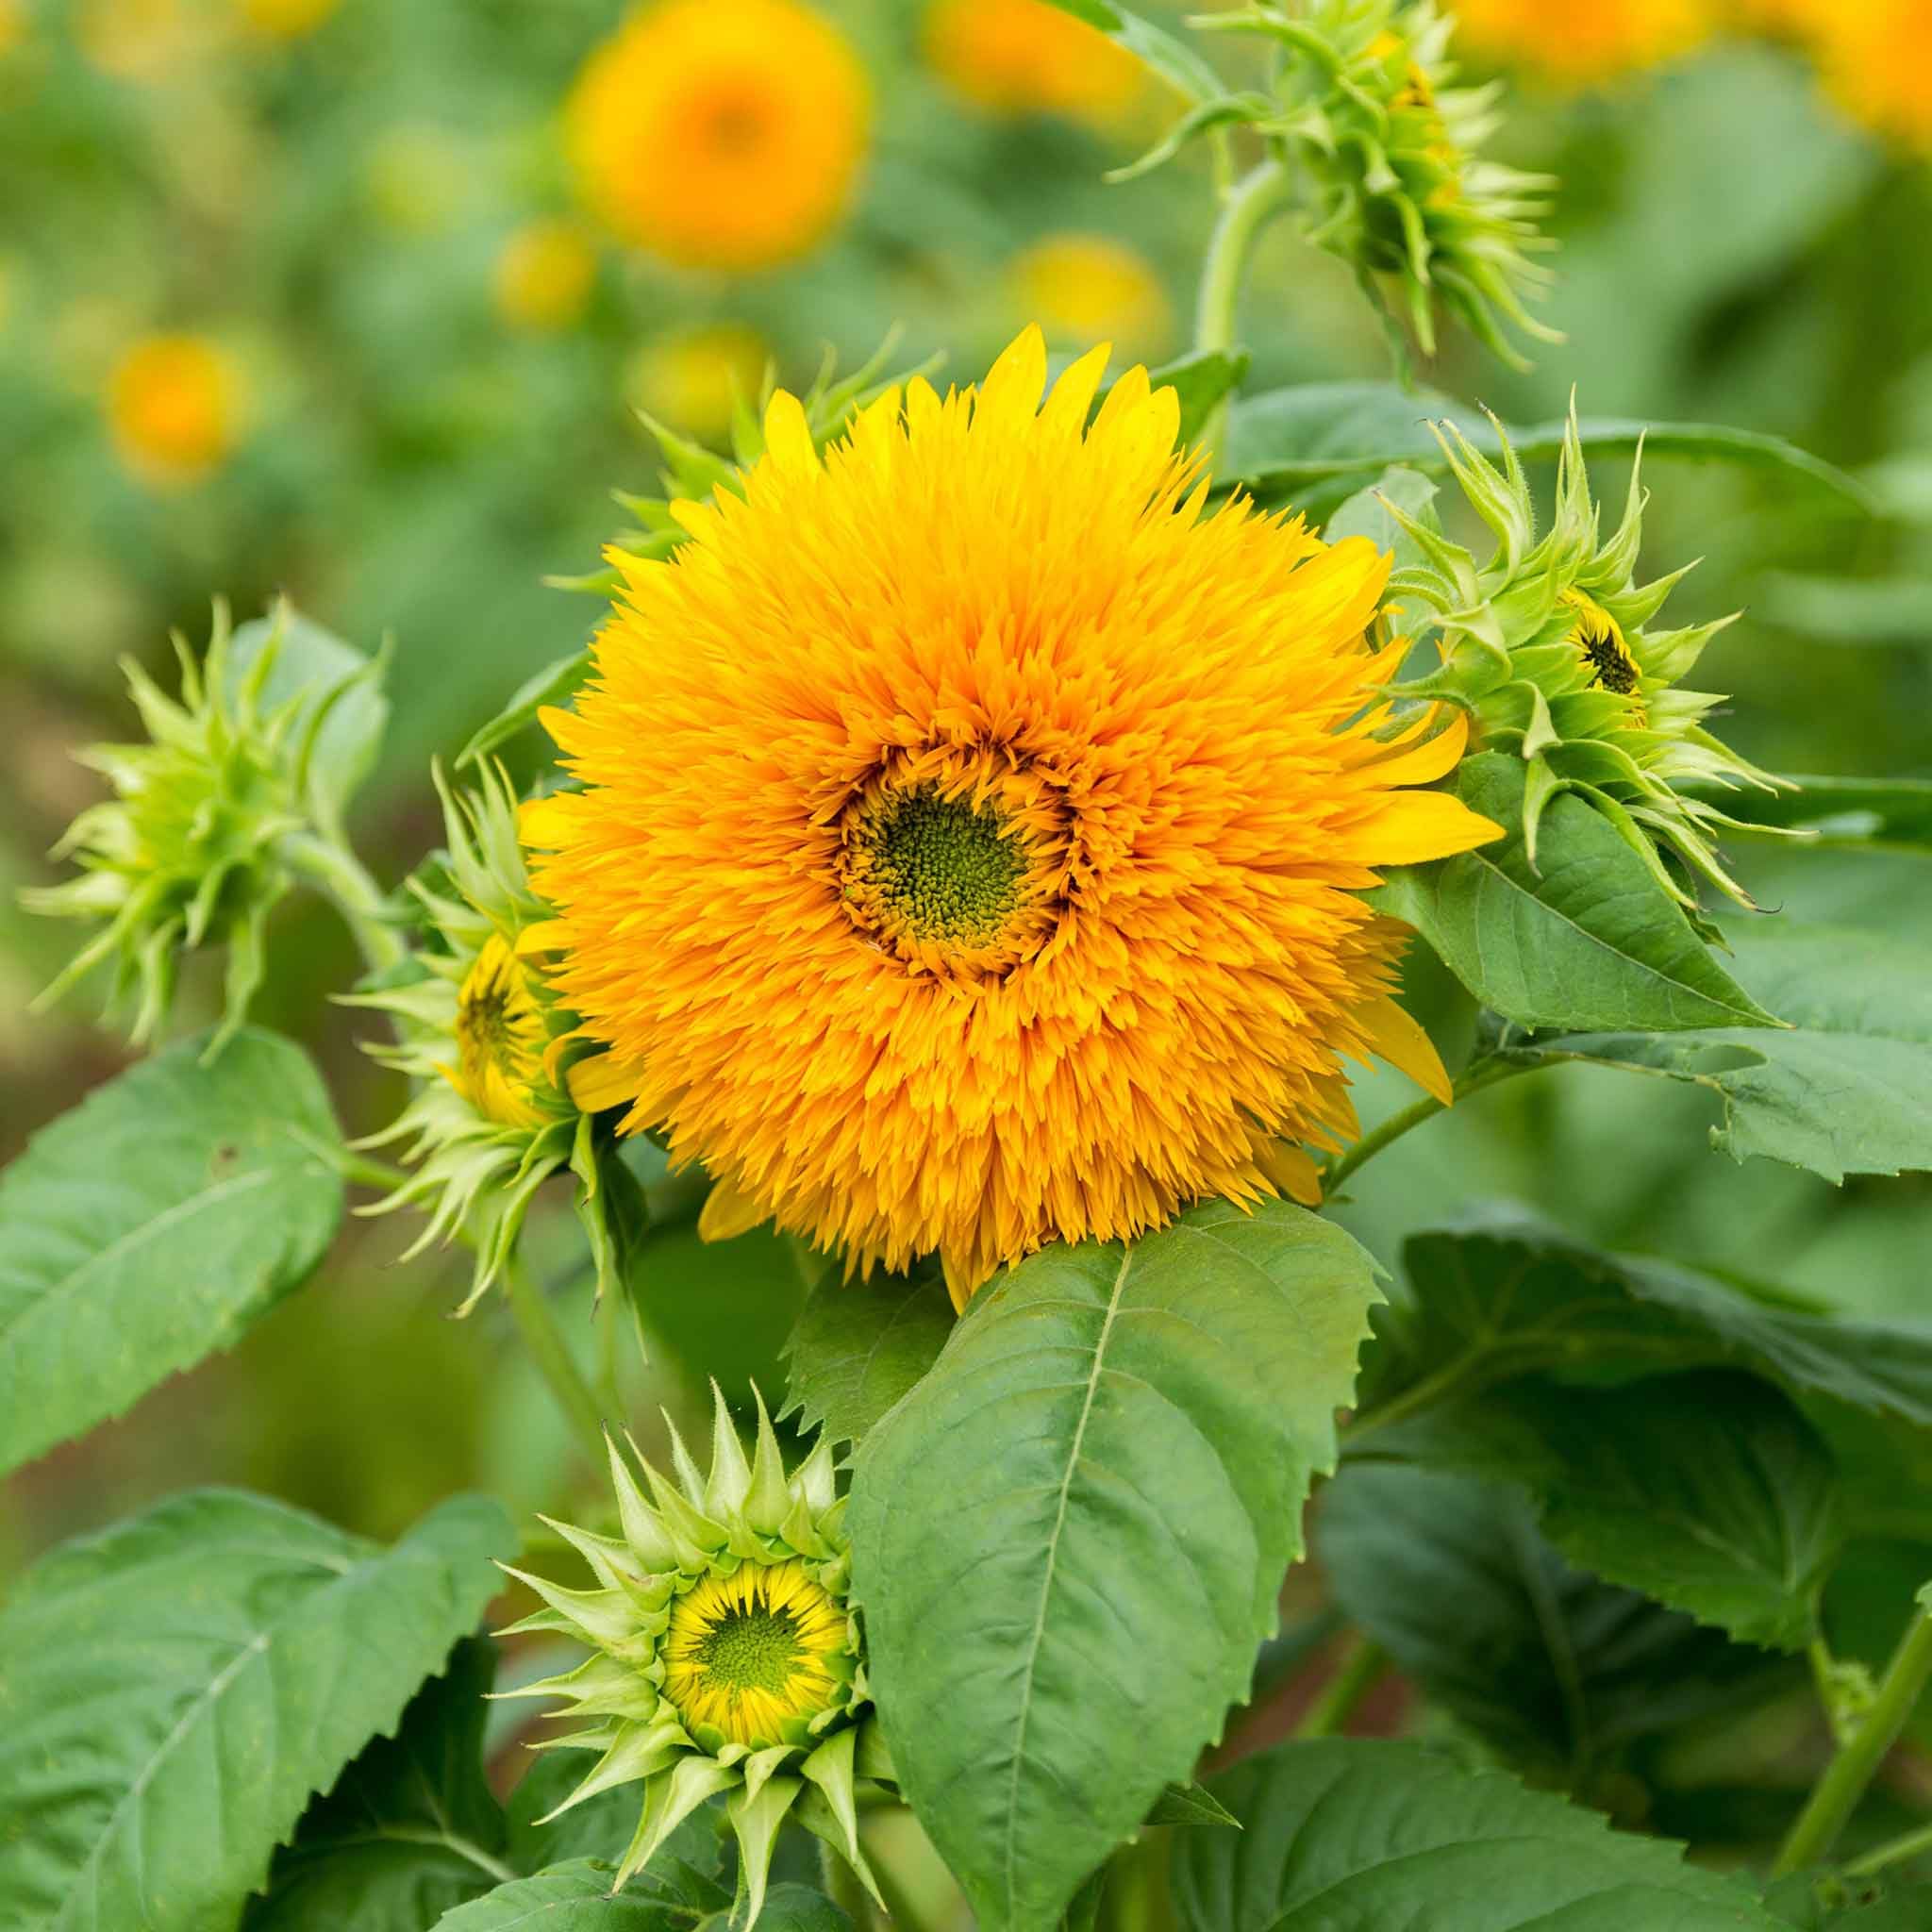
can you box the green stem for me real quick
[1774,1601,1932,1878]
[283,829,406,976]
[820,1840,879,1930]
[1192,158,1292,459]
[1322,1054,1532,1196]
[1844,1816,1932,1880]
[503,1254,609,1470]
[1292,1637,1389,1742]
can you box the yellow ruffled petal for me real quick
[697,1177,767,1243]
[515,918,572,957]
[520,794,578,850]
[1257,1139,1324,1208]
[1357,994,1453,1108]
[1343,790,1503,864]
[761,389,818,477]
[1354,708,1470,789]
[568,1050,643,1115]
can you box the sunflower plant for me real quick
[8,5,1932,1932]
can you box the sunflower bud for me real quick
[1385,408,1788,912]
[23,602,375,1055]
[347,762,641,1310]
[1256,0,1558,369]
[496,1388,891,1926]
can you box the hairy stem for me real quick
[1774,1600,1932,1878]
[503,1254,609,1469]
[1192,158,1292,459]
[283,828,406,976]
[1322,1054,1534,1196]
[1292,1636,1389,1742]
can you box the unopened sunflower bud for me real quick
[495,1387,891,1926]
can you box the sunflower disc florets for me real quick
[23,601,376,1056]
[1259,0,1559,369]
[348,761,639,1310]
[1385,408,1789,913]
[497,1390,891,1925]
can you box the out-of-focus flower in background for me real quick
[1006,232,1173,359]
[106,334,244,486]
[364,124,472,235]
[0,0,28,59]
[922,0,1145,129]
[493,220,599,334]
[234,0,340,41]
[566,0,871,274]
[1454,0,1711,84]
[626,321,772,446]
[78,0,196,78]
[1803,0,1932,149]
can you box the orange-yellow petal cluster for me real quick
[1455,0,1710,84]
[1803,0,1932,148]
[923,0,1144,125]
[107,334,242,484]
[566,0,869,273]
[525,328,1498,1304]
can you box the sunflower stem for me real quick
[820,1840,881,1929]
[1192,158,1292,462]
[1774,1594,1932,1878]
[1844,1816,1932,1880]
[1320,1053,1534,1196]
[503,1253,609,1469]
[283,827,407,976]
[1291,1635,1389,1741]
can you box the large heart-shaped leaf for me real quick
[1316,1465,1792,1779]
[1522,924,1932,1182]
[0,1027,344,1478]
[1375,757,1778,1034]
[428,1860,767,1931]
[783,1263,954,1447]
[1172,1740,1791,1930]
[244,1640,511,1931]
[0,1489,510,1932]
[846,1199,1381,1932]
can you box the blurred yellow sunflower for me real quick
[1008,233,1172,358]
[524,328,1498,1305]
[924,0,1143,126]
[235,0,339,38]
[1806,0,1932,147]
[493,220,597,331]
[626,321,772,446]
[1455,0,1709,83]
[566,0,870,273]
[107,334,242,485]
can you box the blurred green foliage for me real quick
[2,0,1927,1649]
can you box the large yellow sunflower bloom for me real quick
[565,0,869,274]
[525,328,1499,1306]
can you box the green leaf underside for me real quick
[1037,0,1226,106]
[0,1489,511,1932]
[782,1262,954,1447]
[429,1871,824,1931]
[1679,774,1932,851]
[846,1199,1381,1932]
[1357,1370,1843,1650]
[1221,382,1868,508]
[1316,1467,1794,1780]
[457,649,591,770]
[0,1027,344,1479]
[1376,757,1778,1034]
[244,1639,509,1932]
[1526,923,1932,1182]
[1322,466,1441,574]
[1173,1740,1790,1931]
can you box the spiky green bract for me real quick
[1386,409,1790,915]
[552,333,941,597]
[1220,0,1557,371]
[346,761,639,1311]
[495,1389,892,1928]
[22,602,378,1058]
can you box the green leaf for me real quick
[1323,466,1441,574]
[783,1263,954,1447]
[428,1861,690,1930]
[1369,1208,1932,1436]
[1757,573,1932,645]
[0,1489,511,1932]
[0,1026,344,1479]
[1524,922,1932,1182]
[1221,382,1869,511]
[228,608,389,837]
[456,649,591,770]
[1315,1466,1792,1779]
[1375,756,1780,1033]
[1037,0,1226,104]
[846,1199,1381,1932]
[501,1762,726,1900]
[1144,348,1251,448]
[1172,1740,1792,1930]
[244,1640,510,1930]
[1145,1783,1241,1829]
[1357,1371,1844,1650]
[744,1889,857,1932]
[1681,775,1932,854]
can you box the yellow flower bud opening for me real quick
[445,933,549,1129]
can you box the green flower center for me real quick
[856,787,1028,948]
[691,1602,805,1696]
